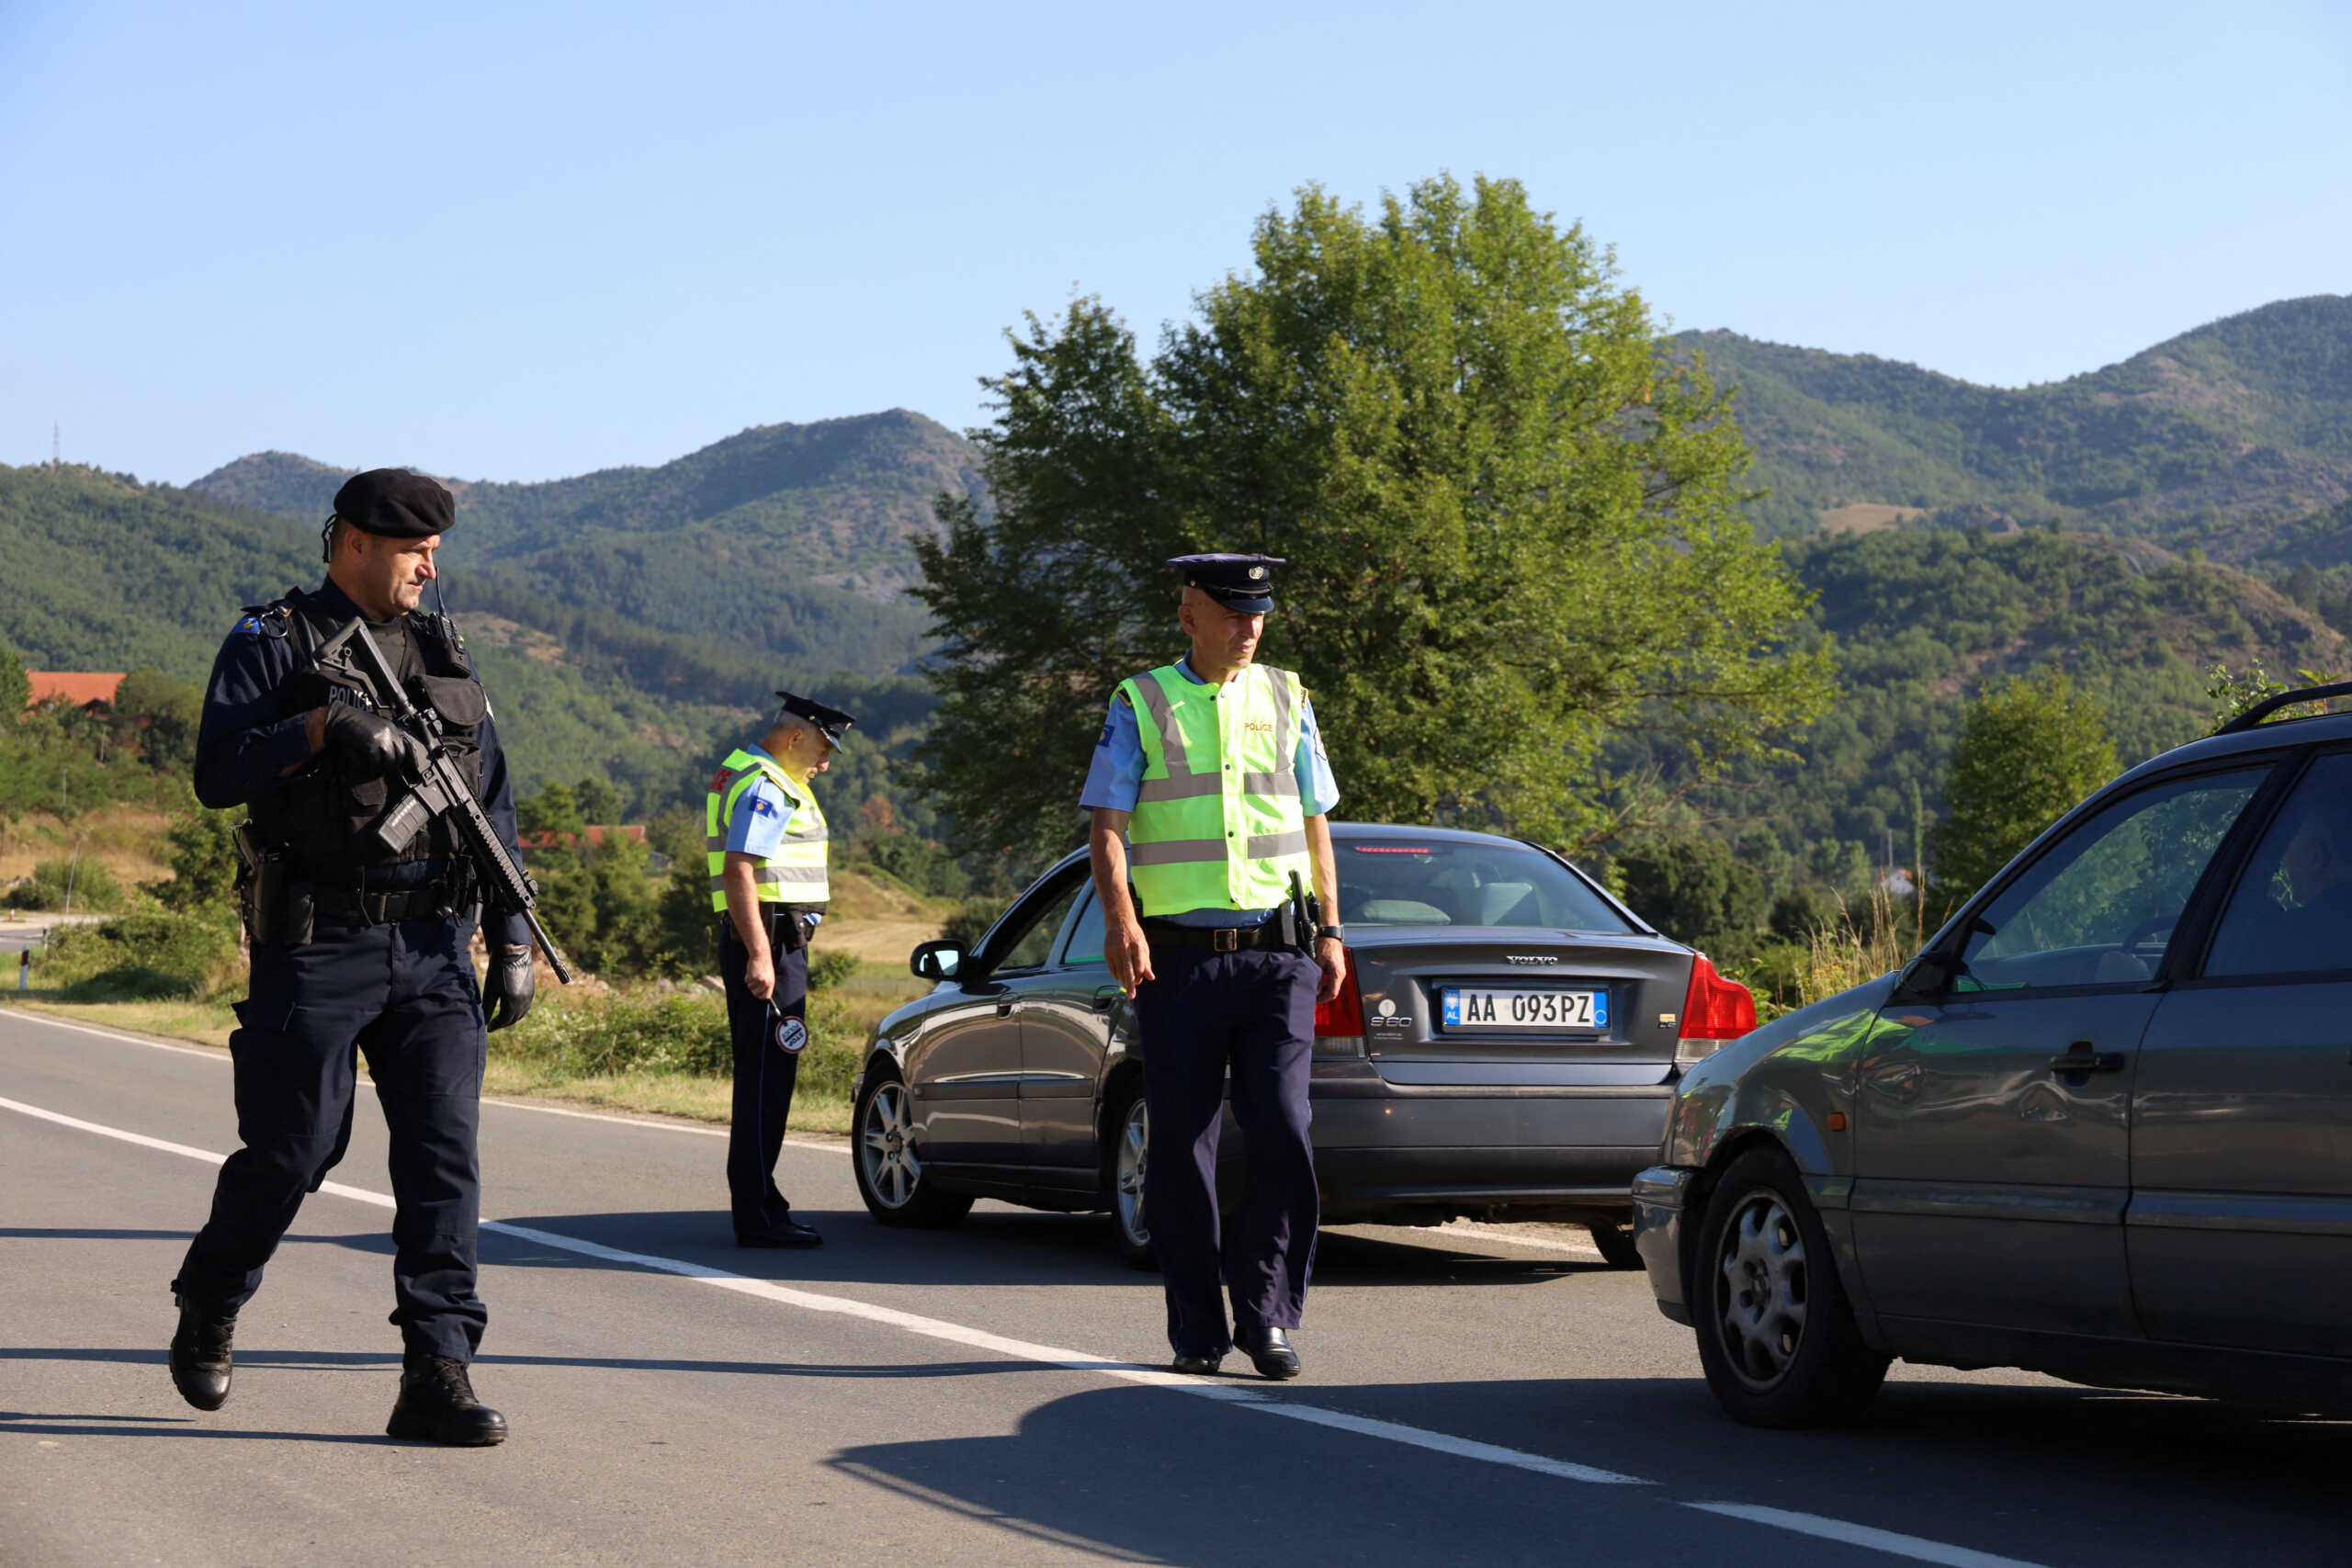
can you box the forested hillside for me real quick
[0,465,786,813]
[1652,526,2347,890]
[1692,294,2352,551]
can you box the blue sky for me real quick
[4,0,2346,485]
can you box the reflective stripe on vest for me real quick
[706,747,829,910]
[1118,662,1309,917]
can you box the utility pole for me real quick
[52,421,60,466]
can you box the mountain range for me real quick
[8,295,2352,841]
[1688,293,2352,559]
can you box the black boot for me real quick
[386,1352,508,1447]
[1233,1325,1302,1380]
[168,1292,237,1411]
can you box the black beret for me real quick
[332,468,455,539]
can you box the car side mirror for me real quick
[911,940,968,983]
[1892,950,1962,1004]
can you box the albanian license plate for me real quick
[1441,987,1608,1032]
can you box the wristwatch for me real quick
[1314,924,1345,942]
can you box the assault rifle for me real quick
[317,615,573,984]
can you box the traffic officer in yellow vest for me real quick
[707,691,854,1247]
[1083,554,1344,1379]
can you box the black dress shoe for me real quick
[1170,1348,1227,1376]
[168,1292,236,1411]
[386,1353,508,1447]
[736,1218,823,1249]
[1234,1325,1301,1380]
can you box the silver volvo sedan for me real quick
[850,822,1757,1264]
[1635,692,2352,1425]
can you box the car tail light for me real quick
[1314,946,1364,1056]
[1675,953,1755,1066]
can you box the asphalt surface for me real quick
[4,1004,2345,1568]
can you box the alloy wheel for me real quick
[860,1081,922,1209]
[1714,1190,1809,1389]
[1114,1097,1149,1249]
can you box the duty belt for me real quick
[1140,919,1290,953]
[310,877,469,927]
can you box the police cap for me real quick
[332,468,456,539]
[1169,552,1285,615]
[775,691,856,749]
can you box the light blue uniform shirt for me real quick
[1079,655,1340,926]
[721,746,820,924]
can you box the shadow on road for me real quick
[824,1375,2352,1568]
[480,1207,1598,1292]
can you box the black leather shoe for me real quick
[1170,1348,1227,1376]
[168,1292,236,1411]
[1234,1325,1301,1380]
[737,1218,823,1249]
[386,1353,508,1447]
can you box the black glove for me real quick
[483,944,535,1032]
[323,705,427,779]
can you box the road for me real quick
[4,1004,2343,1568]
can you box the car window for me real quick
[1338,837,1630,931]
[1060,889,1106,966]
[2205,752,2352,979]
[991,879,1082,972]
[1955,768,2267,992]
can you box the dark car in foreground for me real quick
[1635,685,2352,1426]
[850,822,1756,1264]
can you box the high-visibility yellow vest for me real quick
[706,746,829,911]
[1118,661,1310,917]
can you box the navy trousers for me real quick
[173,914,489,1362]
[1136,943,1320,1358]
[719,920,808,1236]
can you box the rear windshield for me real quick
[1337,838,1631,931]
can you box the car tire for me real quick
[853,1064,972,1229]
[1586,1219,1643,1269]
[1690,1145,1888,1427]
[1102,1078,1158,1271]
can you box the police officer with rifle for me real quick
[168,468,557,1446]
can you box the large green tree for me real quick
[912,175,1835,859]
[1928,671,2120,902]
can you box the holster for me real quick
[773,907,814,953]
[233,821,298,947]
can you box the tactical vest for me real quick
[243,587,490,881]
[706,747,829,911]
[1118,661,1310,917]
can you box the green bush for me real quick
[38,910,239,1000]
[492,990,733,1077]
[942,897,999,949]
[13,856,125,913]
[808,950,858,992]
[487,986,865,1105]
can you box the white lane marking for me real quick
[1684,1504,2053,1568]
[478,1095,844,1155]
[1438,1223,1605,1258]
[2,1089,1645,1488]
[0,1006,839,1153]
[1,1009,226,1060]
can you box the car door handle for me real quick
[1091,987,1122,1013]
[2050,1044,2126,1076]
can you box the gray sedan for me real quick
[1636,696,2352,1425]
[849,823,1758,1265]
